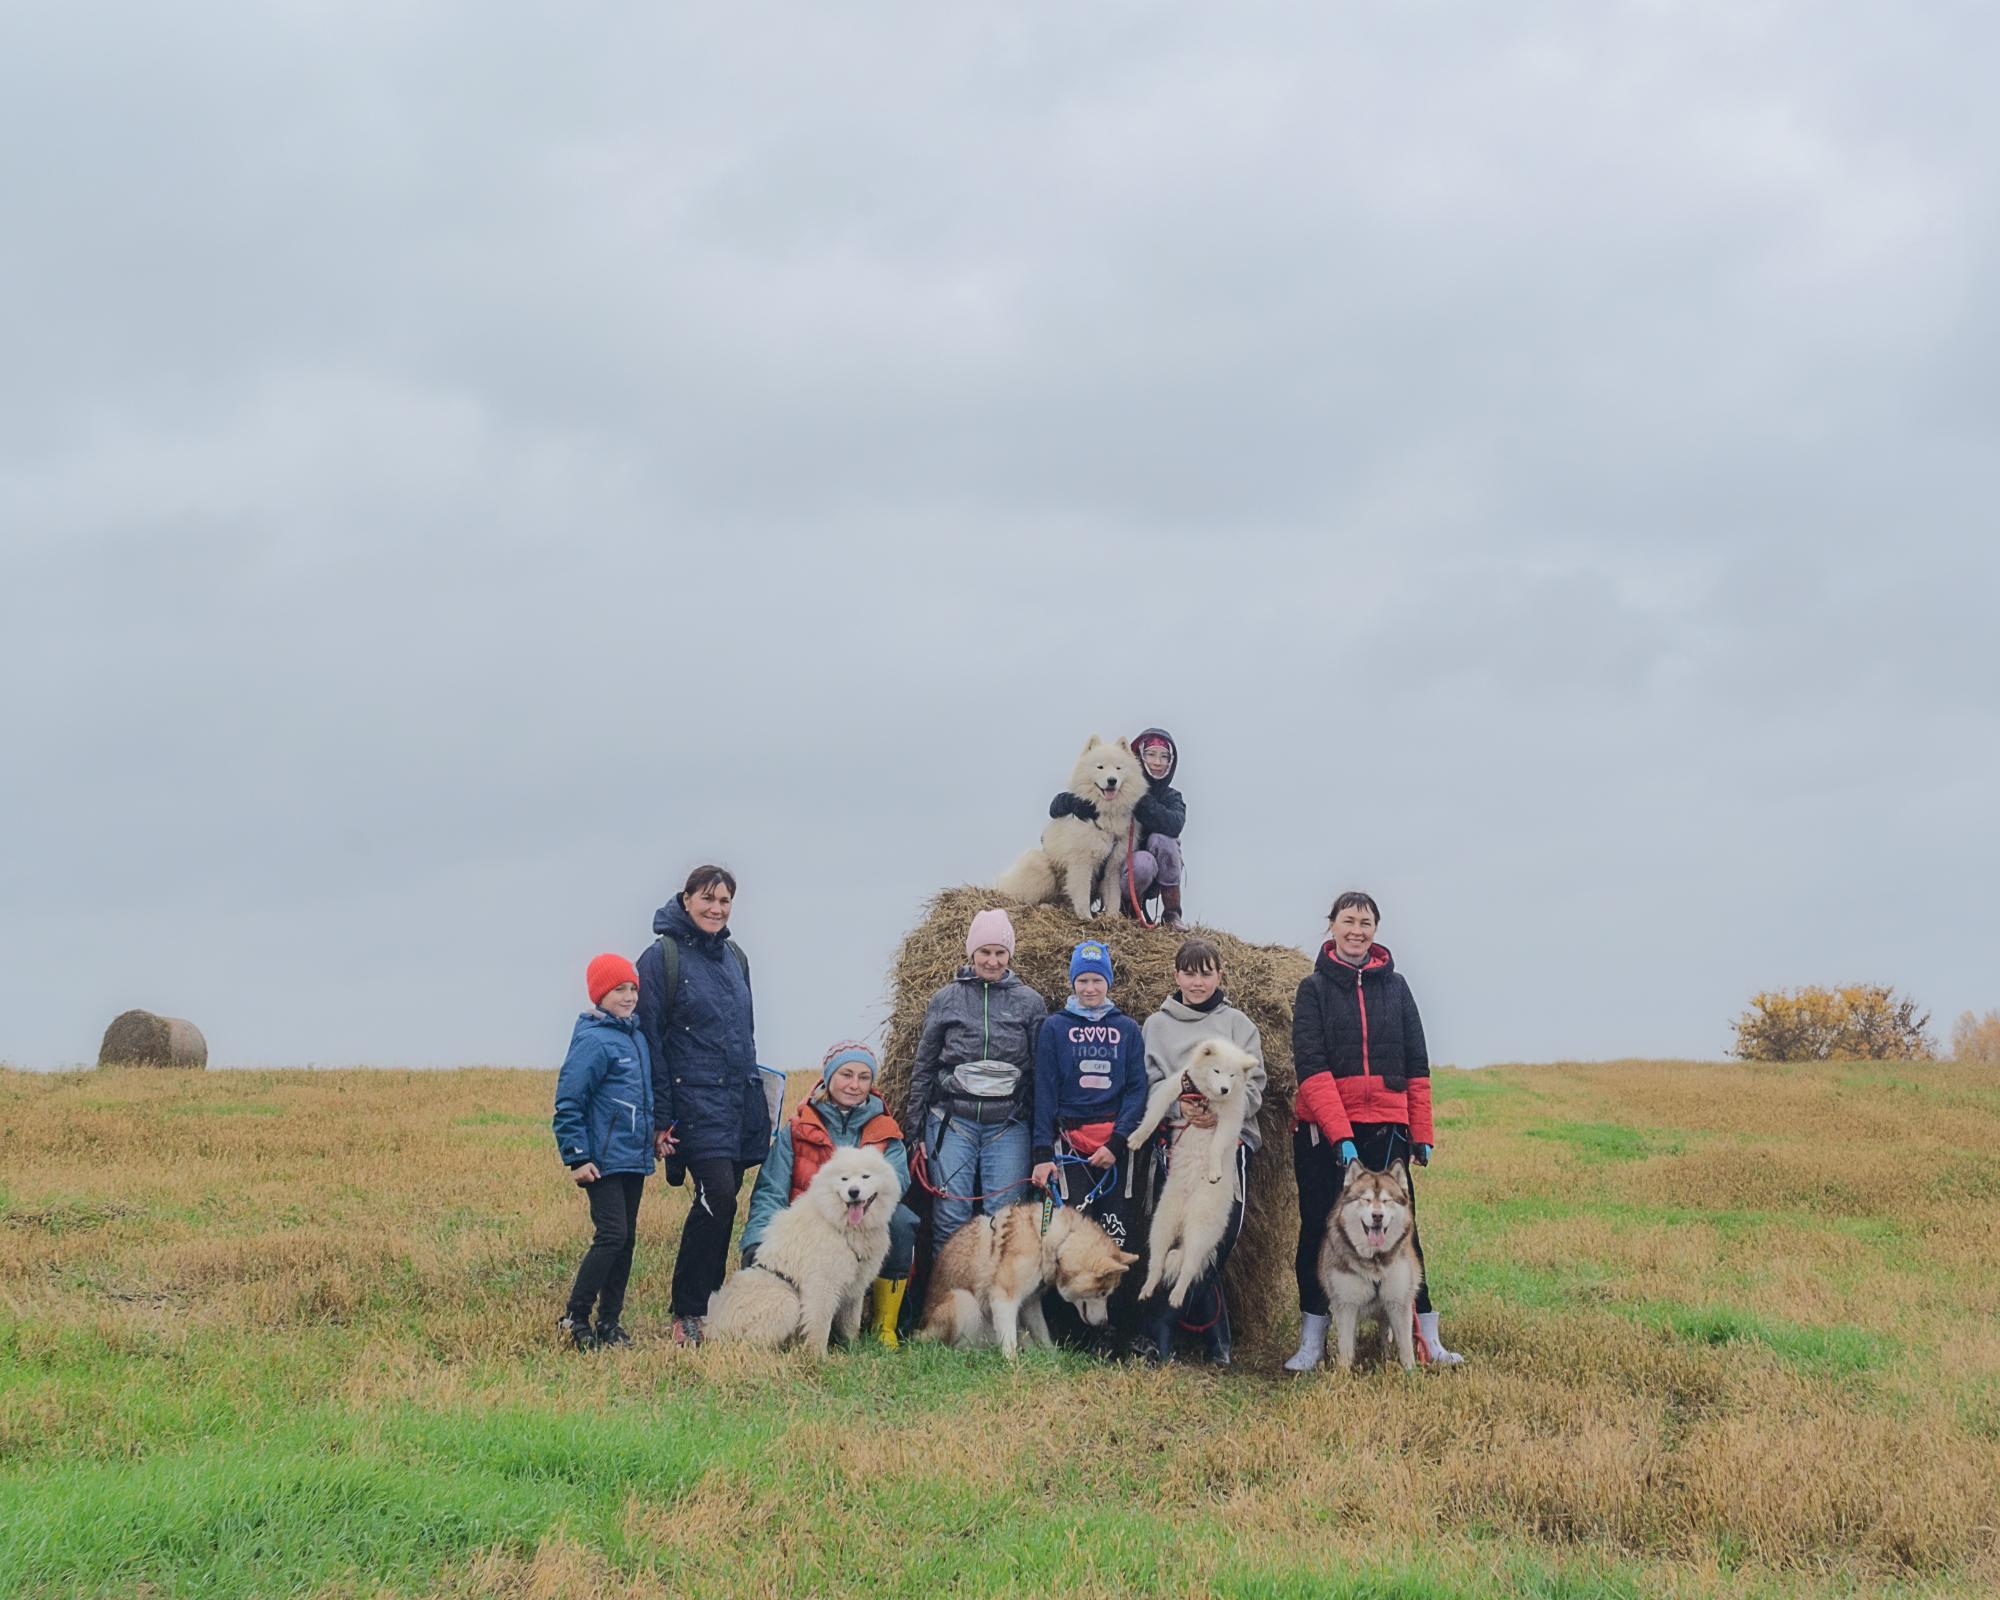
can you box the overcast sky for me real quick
[3,2,1994,1074]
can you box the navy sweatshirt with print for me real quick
[1031,1001,1149,1162]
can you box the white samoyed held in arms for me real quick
[704,1146,901,1355]
[1126,1038,1253,1308]
[995,735,1146,920]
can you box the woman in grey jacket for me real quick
[902,908,1048,1251]
[1133,936,1267,1365]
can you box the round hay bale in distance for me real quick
[881,885,1311,1361]
[98,1010,208,1069]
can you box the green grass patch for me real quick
[1522,1121,1684,1163]
[0,1403,767,1597]
[1644,1301,1895,1374]
[451,1110,544,1128]
[158,1100,284,1118]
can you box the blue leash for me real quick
[1050,1148,1116,1209]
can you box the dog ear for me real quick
[1115,1249,1141,1266]
[1081,734,1102,753]
[1115,736,1132,752]
[1340,1156,1367,1184]
[1387,1157,1410,1188]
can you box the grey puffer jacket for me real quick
[904,968,1049,1127]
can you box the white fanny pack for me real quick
[945,1058,1022,1100]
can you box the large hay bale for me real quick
[98,1010,208,1069]
[881,886,1311,1360]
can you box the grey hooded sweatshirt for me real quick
[905,967,1049,1127]
[1141,993,1269,1152]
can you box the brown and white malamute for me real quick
[917,1201,1138,1359]
[1315,1159,1423,1371]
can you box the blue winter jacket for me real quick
[635,896,770,1165]
[552,1011,656,1176]
[1031,1001,1149,1163]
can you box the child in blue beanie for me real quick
[1030,940,1148,1351]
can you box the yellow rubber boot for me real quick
[866,1276,907,1349]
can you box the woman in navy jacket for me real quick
[634,864,767,1346]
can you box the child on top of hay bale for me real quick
[740,1042,920,1348]
[1132,936,1268,1367]
[1030,939,1149,1353]
[1048,726,1187,925]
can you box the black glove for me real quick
[1049,791,1099,822]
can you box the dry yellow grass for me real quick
[4,1057,1999,1598]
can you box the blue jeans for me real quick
[926,1109,1031,1250]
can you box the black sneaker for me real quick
[594,1323,633,1350]
[558,1315,596,1352]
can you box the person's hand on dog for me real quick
[1049,791,1099,823]
[1031,1161,1057,1189]
[1086,1145,1116,1169]
[1184,1100,1218,1130]
[1414,1143,1432,1166]
[571,1162,601,1185]
[1337,1139,1358,1167]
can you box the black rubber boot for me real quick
[1199,1294,1232,1368]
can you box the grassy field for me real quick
[3,1059,1998,1599]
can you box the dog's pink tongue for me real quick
[847,1201,866,1227]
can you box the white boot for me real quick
[1283,1312,1330,1372]
[1417,1310,1464,1365]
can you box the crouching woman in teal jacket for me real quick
[739,1042,918,1345]
[552,954,655,1352]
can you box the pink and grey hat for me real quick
[965,908,1017,959]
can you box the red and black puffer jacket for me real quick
[1290,943,1434,1146]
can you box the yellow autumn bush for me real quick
[1952,1008,2000,1064]
[1731,984,1935,1061]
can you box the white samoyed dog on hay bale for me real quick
[995,735,1146,920]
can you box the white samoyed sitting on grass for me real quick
[704,1146,901,1355]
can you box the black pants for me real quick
[1041,1144,1139,1350]
[566,1172,645,1328]
[1293,1122,1433,1317]
[1141,1143,1250,1357]
[670,1157,746,1317]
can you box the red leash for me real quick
[909,1140,1031,1205]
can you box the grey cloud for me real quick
[4,1,1997,1073]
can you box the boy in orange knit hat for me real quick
[552,953,654,1351]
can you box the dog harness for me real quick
[743,1261,804,1297]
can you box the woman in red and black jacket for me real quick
[1285,890,1464,1370]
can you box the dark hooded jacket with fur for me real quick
[1130,726,1186,840]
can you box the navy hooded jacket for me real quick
[552,1011,656,1176]
[635,896,770,1165]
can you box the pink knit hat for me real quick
[965,908,1016,959]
